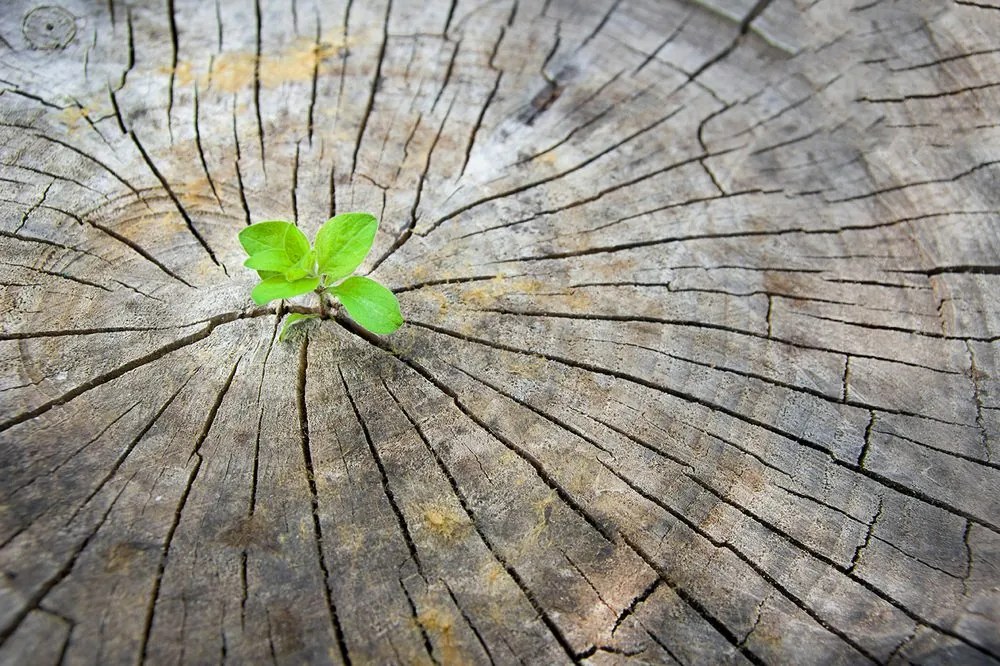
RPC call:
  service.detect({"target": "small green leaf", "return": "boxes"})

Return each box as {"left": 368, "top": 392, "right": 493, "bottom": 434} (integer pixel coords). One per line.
{"left": 283, "top": 249, "right": 316, "bottom": 281}
{"left": 239, "top": 221, "right": 311, "bottom": 270}
{"left": 278, "top": 313, "right": 319, "bottom": 342}
{"left": 251, "top": 275, "right": 320, "bottom": 305}
{"left": 244, "top": 249, "right": 296, "bottom": 272}
{"left": 333, "top": 276, "right": 403, "bottom": 334}
{"left": 314, "top": 213, "right": 378, "bottom": 282}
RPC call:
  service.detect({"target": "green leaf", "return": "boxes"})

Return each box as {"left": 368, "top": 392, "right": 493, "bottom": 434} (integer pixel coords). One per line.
{"left": 278, "top": 313, "right": 319, "bottom": 342}
{"left": 244, "top": 249, "right": 297, "bottom": 272}
{"left": 283, "top": 249, "right": 316, "bottom": 282}
{"left": 238, "top": 221, "right": 311, "bottom": 273}
{"left": 251, "top": 275, "right": 320, "bottom": 305}
{"left": 314, "top": 213, "right": 378, "bottom": 282}
{"left": 333, "top": 276, "right": 403, "bottom": 334}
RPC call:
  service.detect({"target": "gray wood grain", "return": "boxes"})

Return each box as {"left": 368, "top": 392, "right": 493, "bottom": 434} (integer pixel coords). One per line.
{"left": 0, "top": 0, "right": 998, "bottom": 663}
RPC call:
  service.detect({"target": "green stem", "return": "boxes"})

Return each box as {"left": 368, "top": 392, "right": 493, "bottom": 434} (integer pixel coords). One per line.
{"left": 316, "top": 288, "right": 328, "bottom": 318}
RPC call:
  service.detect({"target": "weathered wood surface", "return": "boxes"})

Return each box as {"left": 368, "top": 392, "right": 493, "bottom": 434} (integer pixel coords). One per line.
{"left": 0, "top": 0, "right": 998, "bottom": 663}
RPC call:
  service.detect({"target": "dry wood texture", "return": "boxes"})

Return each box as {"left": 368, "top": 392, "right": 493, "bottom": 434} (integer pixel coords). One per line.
{"left": 0, "top": 0, "right": 999, "bottom": 663}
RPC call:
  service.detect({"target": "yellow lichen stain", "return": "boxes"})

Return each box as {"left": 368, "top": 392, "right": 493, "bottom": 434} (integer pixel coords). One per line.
{"left": 260, "top": 40, "right": 339, "bottom": 88}
{"left": 173, "top": 60, "right": 195, "bottom": 86}
{"left": 507, "top": 355, "right": 546, "bottom": 379}
{"left": 560, "top": 287, "right": 594, "bottom": 312}
{"left": 206, "top": 52, "right": 257, "bottom": 93}
{"left": 427, "top": 289, "right": 450, "bottom": 315}
{"left": 483, "top": 561, "right": 506, "bottom": 587}
{"left": 176, "top": 175, "right": 220, "bottom": 208}
{"left": 416, "top": 607, "right": 464, "bottom": 664}
{"left": 459, "top": 276, "right": 508, "bottom": 307}
{"left": 190, "top": 35, "right": 352, "bottom": 94}
{"left": 422, "top": 505, "right": 469, "bottom": 541}
{"left": 698, "top": 501, "right": 727, "bottom": 532}
{"left": 460, "top": 286, "right": 494, "bottom": 309}
{"left": 334, "top": 520, "right": 367, "bottom": 557}
{"left": 58, "top": 106, "right": 90, "bottom": 130}
{"left": 507, "top": 277, "right": 544, "bottom": 294}
{"left": 104, "top": 541, "right": 148, "bottom": 573}
{"left": 563, "top": 463, "right": 598, "bottom": 497}
{"left": 523, "top": 490, "right": 557, "bottom": 546}
{"left": 533, "top": 150, "right": 560, "bottom": 168}
{"left": 218, "top": 512, "right": 279, "bottom": 551}
{"left": 739, "top": 466, "right": 766, "bottom": 494}
{"left": 460, "top": 276, "right": 547, "bottom": 310}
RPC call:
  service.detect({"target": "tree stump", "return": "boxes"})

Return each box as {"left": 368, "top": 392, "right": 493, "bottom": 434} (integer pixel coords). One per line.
{"left": 1, "top": 0, "right": 998, "bottom": 663}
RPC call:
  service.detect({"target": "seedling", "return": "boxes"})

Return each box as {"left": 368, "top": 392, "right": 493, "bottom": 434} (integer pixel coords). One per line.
{"left": 238, "top": 212, "right": 403, "bottom": 340}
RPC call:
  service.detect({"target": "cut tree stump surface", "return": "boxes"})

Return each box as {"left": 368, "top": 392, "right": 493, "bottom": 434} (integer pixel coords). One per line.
{"left": 1, "top": 0, "right": 999, "bottom": 663}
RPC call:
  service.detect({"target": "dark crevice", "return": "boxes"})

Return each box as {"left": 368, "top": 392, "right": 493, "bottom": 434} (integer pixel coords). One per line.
{"left": 328, "top": 163, "right": 337, "bottom": 217}
{"left": 431, "top": 39, "right": 460, "bottom": 113}
{"left": 621, "top": 533, "right": 765, "bottom": 664}
{"left": 351, "top": 0, "right": 392, "bottom": 176}
{"left": 3, "top": 261, "right": 109, "bottom": 293}
{"left": 857, "top": 81, "right": 1000, "bottom": 103}
{"left": 459, "top": 72, "right": 502, "bottom": 179}
{"left": 129, "top": 131, "right": 223, "bottom": 269}
{"left": 434, "top": 338, "right": 977, "bottom": 658}
{"left": 234, "top": 159, "right": 252, "bottom": 226}
{"left": 48, "top": 203, "right": 192, "bottom": 285}
{"left": 405, "top": 318, "right": 1000, "bottom": 538}
{"left": 33, "top": 134, "right": 145, "bottom": 203}
{"left": 250, "top": 316, "right": 280, "bottom": 516}
{"left": 793, "top": 309, "right": 992, "bottom": 343}
{"left": 825, "top": 160, "right": 1000, "bottom": 203}
{"left": 642, "top": 629, "right": 684, "bottom": 665}
{"left": 139, "top": 357, "right": 241, "bottom": 663}
{"left": 612, "top": 578, "right": 662, "bottom": 633}
{"left": 513, "top": 75, "right": 621, "bottom": 165}
{"left": 338, "top": 367, "right": 428, "bottom": 580}
{"left": 166, "top": 0, "right": 179, "bottom": 143}
{"left": 635, "top": 13, "right": 691, "bottom": 73}
{"left": 381, "top": 379, "right": 580, "bottom": 664}
{"left": 0, "top": 475, "right": 132, "bottom": 643}
{"left": 193, "top": 85, "right": 223, "bottom": 209}
{"left": 848, "top": 499, "right": 883, "bottom": 574}
{"left": 307, "top": 16, "right": 321, "bottom": 145}
{"left": 441, "top": 580, "right": 495, "bottom": 664}
{"left": 0, "top": 228, "right": 111, "bottom": 265}
{"left": 472, "top": 305, "right": 994, "bottom": 365}
{"left": 599, "top": 459, "right": 879, "bottom": 661}
{"left": 298, "top": 341, "right": 352, "bottom": 666}
{"left": 292, "top": 141, "right": 301, "bottom": 223}
{"left": 579, "top": 0, "right": 622, "bottom": 51}
{"left": 2, "top": 164, "right": 106, "bottom": 201}
{"left": 371, "top": 97, "right": 455, "bottom": 273}
{"left": 2, "top": 402, "right": 140, "bottom": 510}
{"left": 382, "top": 343, "right": 618, "bottom": 544}
{"left": 398, "top": 579, "right": 439, "bottom": 665}
{"left": 239, "top": 551, "right": 249, "bottom": 630}
{"left": 475, "top": 148, "right": 742, "bottom": 243}
{"left": 873, "top": 423, "right": 1000, "bottom": 471}
{"left": 442, "top": 359, "right": 615, "bottom": 458}
{"left": 424, "top": 99, "right": 697, "bottom": 237}
{"left": 394, "top": 274, "right": 503, "bottom": 294}
{"left": 0, "top": 308, "right": 267, "bottom": 433}
{"left": 253, "top": 0, "right": 266, "bottom": 175}
{"left": 66, "top": 371, "right": 198, "bottom": 527}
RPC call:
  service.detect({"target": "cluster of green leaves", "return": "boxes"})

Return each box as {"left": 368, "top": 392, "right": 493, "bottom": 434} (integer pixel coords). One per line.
{"left": 238, "top": 212, "right": 403, "bottom": 340}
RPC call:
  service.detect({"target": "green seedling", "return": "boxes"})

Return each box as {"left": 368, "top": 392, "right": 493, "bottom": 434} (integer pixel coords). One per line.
{"left": 239, "top": 212, "right": 403, "bottom": 339}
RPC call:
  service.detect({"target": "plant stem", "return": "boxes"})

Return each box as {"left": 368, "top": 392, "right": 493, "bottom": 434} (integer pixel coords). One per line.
{"left": 316, "top": 288, "right": 328, "bottom": 318}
